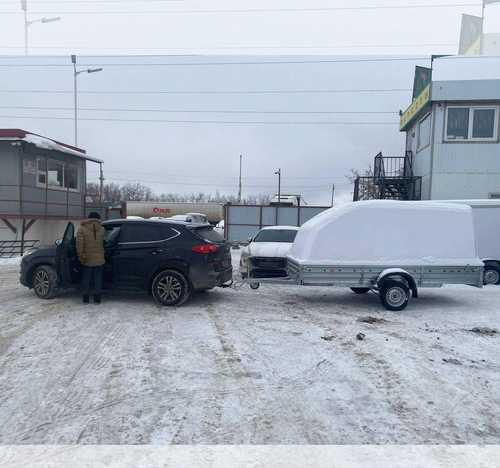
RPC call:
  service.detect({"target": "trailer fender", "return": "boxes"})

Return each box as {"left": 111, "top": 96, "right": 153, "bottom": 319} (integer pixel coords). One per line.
{"left": 377, "top": 268, "right": 418, "bottom": 298}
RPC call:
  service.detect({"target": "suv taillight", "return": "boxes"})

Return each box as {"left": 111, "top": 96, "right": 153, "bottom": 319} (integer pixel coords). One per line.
{"left": 192, "top": 244, "right": 219, "bottom": 254}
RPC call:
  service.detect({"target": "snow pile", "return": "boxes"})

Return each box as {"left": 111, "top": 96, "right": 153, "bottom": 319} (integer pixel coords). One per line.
{"left": 23, "top": 134, "right": 89, "bottom": 159}
{"left": 0, "top": 256, "right": 22, "bottom": 266}
{"left": 289, "top": 200, "right": 483, "bottom": 266}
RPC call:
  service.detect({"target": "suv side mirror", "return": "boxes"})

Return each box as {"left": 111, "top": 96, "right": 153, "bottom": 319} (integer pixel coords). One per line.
{"left": 247, "top": 236, "right": 253, "bottom": 243}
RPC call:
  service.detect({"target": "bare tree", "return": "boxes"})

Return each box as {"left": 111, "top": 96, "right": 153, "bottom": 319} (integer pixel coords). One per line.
{"left": 87, "top": 181, "right": 274, "bottom": 205}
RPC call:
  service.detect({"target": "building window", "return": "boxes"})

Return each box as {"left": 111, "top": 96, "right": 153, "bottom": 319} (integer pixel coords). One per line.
{"left": 489, "top": 193, "right": 500, "bottom": 199}
{"left": 36, "top": 157, "right": 80, "bottom": 191}
{"left": 37, "top": 158, "right": 47, "bottom": 186}
{"left": 417, "top": 113, "right": 431, "bottom": 151}
{"left": 64, "top": 164, "right": 79, "bottom": 190}
{"left": 48, "top": 160, "right": 64, "bottom": 188}
{"left": 445, "top": 106, "right": 499, "bottom": 142}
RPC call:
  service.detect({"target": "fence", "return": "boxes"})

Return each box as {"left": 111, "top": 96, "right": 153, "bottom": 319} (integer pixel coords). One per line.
{"left": 224, "top": 204, "right": 330, "bottom": 242}
{"left": 0, "top": 239, "right": 39, "bottom": 258}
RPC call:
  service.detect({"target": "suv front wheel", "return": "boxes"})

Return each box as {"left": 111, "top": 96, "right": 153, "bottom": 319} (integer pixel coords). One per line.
{"left": 152, "top": 269, "right": 190, "bottom": 306}
{"left": 32, "top": 265, "right": 58, "bottom": 299}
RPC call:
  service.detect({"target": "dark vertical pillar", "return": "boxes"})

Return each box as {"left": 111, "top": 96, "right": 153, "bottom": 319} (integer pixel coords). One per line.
{"left": 21, "top": 218, "right": 26, "bottom": 256}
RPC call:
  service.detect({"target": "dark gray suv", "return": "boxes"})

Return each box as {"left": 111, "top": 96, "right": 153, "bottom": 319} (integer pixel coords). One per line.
{"left": 20, "top": 219, "right": 233, "bottom": 306}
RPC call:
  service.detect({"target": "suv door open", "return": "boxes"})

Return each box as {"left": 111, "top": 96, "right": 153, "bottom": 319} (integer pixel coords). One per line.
{"left": 55, "top": 222, "right": 81, "bottom": 286}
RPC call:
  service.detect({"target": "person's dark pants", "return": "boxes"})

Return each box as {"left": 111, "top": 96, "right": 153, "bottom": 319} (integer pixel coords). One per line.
{"left": 81, "top": 266, "right": 103, "bottom": 301}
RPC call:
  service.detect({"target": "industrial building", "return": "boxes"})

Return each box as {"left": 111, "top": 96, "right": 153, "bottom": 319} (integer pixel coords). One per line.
{"left": 354, "top": 55, "right": 500, "bottom": 201}
{"left": 0, "top": 129, "right": 103, "bottom": 254}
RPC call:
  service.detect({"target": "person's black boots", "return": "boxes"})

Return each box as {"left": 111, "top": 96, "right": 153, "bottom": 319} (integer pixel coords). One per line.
{"left": 83, "top": 295, "right": 90, "bottom": 304}
{"left": 94, "top": 295, "right": 101, "bottom": 304}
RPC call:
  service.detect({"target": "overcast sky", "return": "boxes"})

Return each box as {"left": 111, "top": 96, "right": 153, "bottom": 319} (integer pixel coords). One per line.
{"left": 0, "top": 1, "right": 499, "bottom": 204}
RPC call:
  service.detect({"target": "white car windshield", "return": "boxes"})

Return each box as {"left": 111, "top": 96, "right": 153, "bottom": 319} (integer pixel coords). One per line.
{"left": 253, "top": 229, "right": 298, "bottom": 243}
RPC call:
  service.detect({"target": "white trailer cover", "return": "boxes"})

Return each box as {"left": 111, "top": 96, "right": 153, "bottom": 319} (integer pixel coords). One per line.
{"left": 288, "top": 200, "right": 482, "bottom": 266}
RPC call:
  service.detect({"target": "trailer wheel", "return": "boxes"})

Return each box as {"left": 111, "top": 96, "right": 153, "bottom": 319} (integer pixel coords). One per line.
{"left": 379, "top": 279, "right": 410, "bottom": 311}
{"left": 351, "top": 287, "right": 370, "bottom": 294}
{"left": 483, "top": 264, "right": 500, "bottom": 285}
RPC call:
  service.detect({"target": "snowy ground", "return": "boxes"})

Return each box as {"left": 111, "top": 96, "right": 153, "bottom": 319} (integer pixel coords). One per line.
{"left": 0, "top": 251, "right": 499, "bottom": 444}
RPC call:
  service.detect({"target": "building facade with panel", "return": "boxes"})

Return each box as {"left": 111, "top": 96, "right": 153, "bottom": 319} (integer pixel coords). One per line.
{"left": 403, "top": 56, "right": 500, "bottom": 200}
{"left": 0, "top": 129, "right": 103, "bottom": 250}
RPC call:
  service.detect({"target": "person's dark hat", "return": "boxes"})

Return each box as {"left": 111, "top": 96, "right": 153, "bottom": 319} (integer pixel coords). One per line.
{"left": 88, "top": 211, "right": 101, "bottom": 220}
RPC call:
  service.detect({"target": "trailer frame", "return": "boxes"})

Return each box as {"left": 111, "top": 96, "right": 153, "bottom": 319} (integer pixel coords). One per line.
{"left": 238, "top": 259, "right": 483, "bottom": 311}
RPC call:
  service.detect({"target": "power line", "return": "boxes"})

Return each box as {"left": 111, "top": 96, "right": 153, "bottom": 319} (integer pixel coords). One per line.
{"left": 105, "top": 168, "right": 355, "bottom": 181}
{"left": 0, "top": 114, "right": 399, "bottom": 125}
{"left": 0, "top": 57, "right": 431, "bottom": 67}
{"left": 0, "top": 87, "right": 413, "bottom": 95}
{"left": 3, "top": 0, "right": 183, "bottom": 2}
{"left": 104, "top": 175, "right": 351, "bottom": 191}
{"left": 0, "top": 105, "right": 399, "bottom": 115}
{"left": 0, "top": 3, "right": 482, "bottom": 14}
{"left": 0, "top": 43, "right": 457, "bottom": 51}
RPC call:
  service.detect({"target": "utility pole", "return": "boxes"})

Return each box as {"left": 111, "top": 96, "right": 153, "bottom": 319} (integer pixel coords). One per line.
{"left": 331, "top": 183, "right": 335, "bottom": 206}
{"left": 480, "top": 0, "right": 486, "bottom": 54}
{"left": 237, "top": 154, "right": 242, "bottom": 203}
{"left": 72, "top": 55, "right": 78, "bottom": 146}
{"left": 274, "top": 168, "right": 281, "bottom": 224}
{"left": 274, "top": 168, "right": 281, "bottom": 204}
{"left": 99, "top": 163, "right": 104, "bottom": 206}
{"left": 21, "top": 0, "right": 60, "bottom": 56}
{"left": 72, "top": 54, "right": 103, "bottom": 146}
{"left": 21, "top": 0, "right": 28, "bottom": 56}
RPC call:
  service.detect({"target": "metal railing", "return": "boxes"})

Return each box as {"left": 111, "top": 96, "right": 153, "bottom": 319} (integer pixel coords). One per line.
{"left": 354, "top": 150, "right": 420, "bottom": 202}
{"left": 354, "top": 176, "right": 422, "bottom": 202}
{"left": 373, "top": 151, "right": 413, "bottom": 182}
{"left": 0, "top": 240, "right": 39, "bottom": 258}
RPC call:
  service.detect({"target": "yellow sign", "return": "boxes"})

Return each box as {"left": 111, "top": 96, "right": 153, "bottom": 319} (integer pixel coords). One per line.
{"left": 400, "top": 84, "right": 431, "bottom": 131}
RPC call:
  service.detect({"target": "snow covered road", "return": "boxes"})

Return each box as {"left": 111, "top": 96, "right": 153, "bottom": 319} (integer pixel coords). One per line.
{"left": 0, "top": 252, "right": 499, "bottom": 444}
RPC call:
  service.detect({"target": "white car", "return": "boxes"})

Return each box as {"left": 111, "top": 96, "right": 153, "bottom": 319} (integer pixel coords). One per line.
{"left": 240, "top": 226, "right": 300, "bottom": 282}
{"left": 167, "top": 213, "right": 208, "bottom": 224}
{"left": 214, "top": 219, "right": 225, "bottom": 237}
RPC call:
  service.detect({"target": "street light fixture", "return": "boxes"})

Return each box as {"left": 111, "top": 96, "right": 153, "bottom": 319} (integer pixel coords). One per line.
{"left": 21, "top": 0, "right": 61, "bottom": 55}
{"left": 71, "top": 54, "right": 104, "bottom": 147}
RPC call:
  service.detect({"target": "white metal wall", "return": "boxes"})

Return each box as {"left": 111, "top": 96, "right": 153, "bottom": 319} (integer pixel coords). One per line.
{"left": 225, "top": 205, "right": 329, "bottom": 242}
{"left": 430, "top": 102, "right": 500, "bottom": 199}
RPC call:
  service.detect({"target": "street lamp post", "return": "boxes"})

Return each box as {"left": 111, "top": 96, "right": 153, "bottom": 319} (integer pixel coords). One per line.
{"left": 274, "top": 168, "right": 281, "bottom": 224}
{"left": 21, "top": 0, "right": 60, "bottom": 55}
{"left": 274, "top": 168, "right": 281, "bottom": 204}
{"left": 71, "top": 54, "right": 103, "bottom": 147}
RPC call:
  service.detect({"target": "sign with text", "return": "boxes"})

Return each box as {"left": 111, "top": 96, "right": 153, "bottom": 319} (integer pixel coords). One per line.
{"left": 400, "top": 84, "right": 431, "bottom": 131}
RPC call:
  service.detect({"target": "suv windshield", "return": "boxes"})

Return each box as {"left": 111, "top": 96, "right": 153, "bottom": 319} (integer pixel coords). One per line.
{"left": 253, "top": 229, "right": 298, "bottom": 243}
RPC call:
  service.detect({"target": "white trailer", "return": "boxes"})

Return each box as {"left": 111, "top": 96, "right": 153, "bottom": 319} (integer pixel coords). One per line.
{"left": 437, "top": 200, "right": 500, "bottom": 285}
{"left": 244, "top": 201, "right": 483, "bottom": 311}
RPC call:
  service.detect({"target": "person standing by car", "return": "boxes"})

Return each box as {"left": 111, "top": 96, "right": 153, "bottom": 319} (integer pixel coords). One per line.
{"left": 76, "top": 212, "right": 105, "bottom": 304}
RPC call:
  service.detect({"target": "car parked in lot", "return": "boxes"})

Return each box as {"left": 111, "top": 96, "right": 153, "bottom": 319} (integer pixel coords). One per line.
{"left": 166, "top": 213, "right": 209, "bottom": 224}
{"left": 20, "top": 219, "right": 233, "bottom": 306}
{"left": 240, "top": 226, "right": 299, "bottom": 286}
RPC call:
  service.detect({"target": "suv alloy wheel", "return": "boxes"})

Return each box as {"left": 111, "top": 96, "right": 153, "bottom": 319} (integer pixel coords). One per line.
{"left": 152, "top": 269, "right": 190, "bottom": 306}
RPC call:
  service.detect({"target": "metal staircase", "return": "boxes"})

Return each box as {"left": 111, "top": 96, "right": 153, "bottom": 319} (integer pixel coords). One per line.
{"left": 353, "top": 151, "right": 421, "bottom": 201}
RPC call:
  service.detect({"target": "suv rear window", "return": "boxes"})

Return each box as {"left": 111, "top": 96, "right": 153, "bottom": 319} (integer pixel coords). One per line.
{"left": 192, "top": 226, "right": 224, "bottom": 243}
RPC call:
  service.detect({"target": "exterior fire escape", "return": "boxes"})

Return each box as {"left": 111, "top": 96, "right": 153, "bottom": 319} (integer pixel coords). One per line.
{"left": 353, "top": 151, "right": 422, "bottom": 201}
